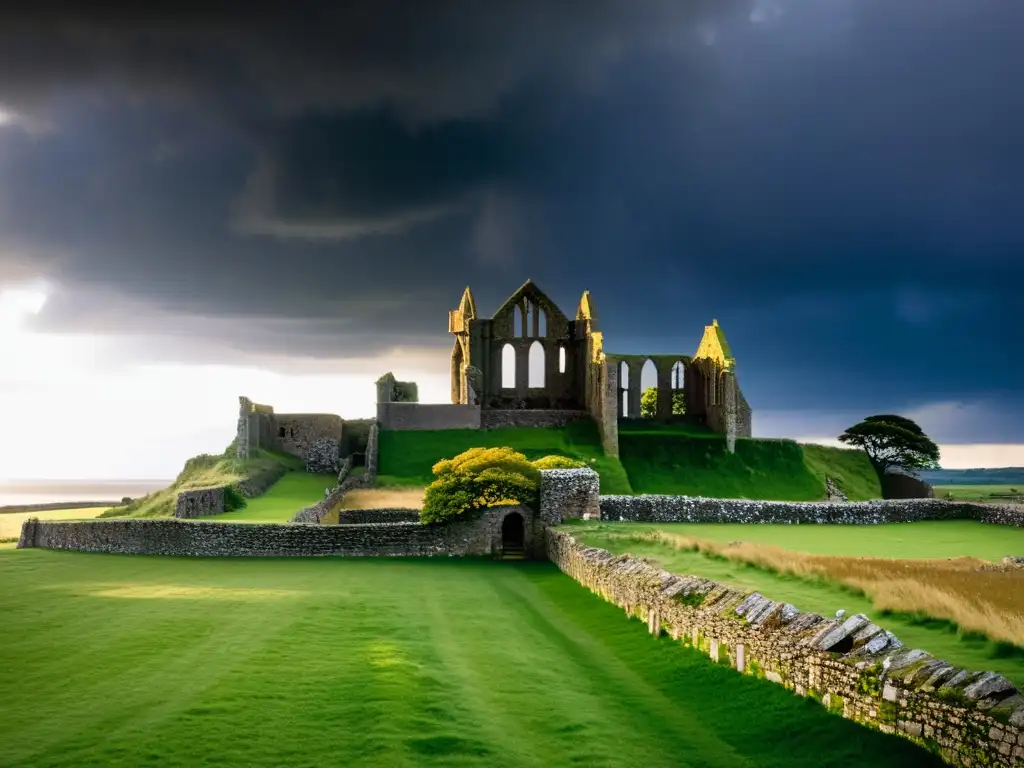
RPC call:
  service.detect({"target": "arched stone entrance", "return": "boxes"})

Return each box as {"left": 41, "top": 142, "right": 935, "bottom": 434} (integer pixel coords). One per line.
{"left": 500, "top": 511, "right": 526, "bottom": 560}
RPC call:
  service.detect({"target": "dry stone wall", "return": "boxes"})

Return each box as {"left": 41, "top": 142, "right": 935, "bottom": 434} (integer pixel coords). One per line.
{"left": 600, "top": 495, "right": 1024, "bottom": 526}
{"left": 479, "top": 409, "right": 592, "bottom": 429}
{"left": 364, "top": 423, "right": 379, "bottom": 481}
{"left": 377, "top": 403, "right": 481, "bottom": 430}
{"left": 235, "top": 465, "right": 288, "bottom": 498}
{"left": 305, "top": 437, "right": 340, "bottom": 474}
{"left": 539, "top": 468, "right": 600, "bottom": 525}
{"left": 174, "top": 488, "right": 226, "bottom": 519}
{"left": 19, "top": 505, "right": 537, "bottom": 558}
{"left": 336, "top": 508, "right": 421, "bottom": 524}
{"left": 546, "top": 529, "right": 1024, "bottom": 767}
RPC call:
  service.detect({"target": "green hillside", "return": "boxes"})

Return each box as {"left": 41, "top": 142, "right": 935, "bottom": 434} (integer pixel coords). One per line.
{"left": 377, "top": 421, "right": 633, "bottom": 494}
{"left": 615, "top": 422, "right": 880, "bottom": 501}
{"left": 101, "top": 448, "right": 304, "bottom": 519}
{"left": 801, "top": 443, "right": 882, "bottom": 500}
{"left": 377, "top": 421, "right": 880, "bottom": 501}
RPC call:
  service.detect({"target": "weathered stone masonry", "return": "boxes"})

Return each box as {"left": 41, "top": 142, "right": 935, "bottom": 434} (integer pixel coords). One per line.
{"left": 599, "top": 495, "right": 1024, "bottom": 526}
{"left": 19, "top": 504, "right": 541, "bottom": 559}
{"left": 546, "top": 529, "right": 1024, "bottom": 767}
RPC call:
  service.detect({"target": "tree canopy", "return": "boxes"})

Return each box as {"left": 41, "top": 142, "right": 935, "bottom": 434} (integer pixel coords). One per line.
{"left": 838, "top": 414, "right": 940, "bottom": 477}
{"left": 640, "top": 387, "right": 686, "bottom": 418}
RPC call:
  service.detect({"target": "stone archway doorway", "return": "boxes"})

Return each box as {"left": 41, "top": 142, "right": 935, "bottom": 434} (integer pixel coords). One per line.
{"left": 500, "top": 511, "right": 526, "bottom": 560}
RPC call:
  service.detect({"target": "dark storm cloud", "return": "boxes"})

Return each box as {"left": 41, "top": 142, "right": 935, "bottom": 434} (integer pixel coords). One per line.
{"left": 1, "top": 0, "right": 1023, "bottom": 439}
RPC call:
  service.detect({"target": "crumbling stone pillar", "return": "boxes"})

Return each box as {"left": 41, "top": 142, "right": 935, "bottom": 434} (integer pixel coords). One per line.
{"left": 723, "top": 372, "right": 737, "bottom": 453}
{"left": 17, "top": 517, "right": 38, "bottom": 549}
{"left": 237, "top": 396, "right": 252, "bottom": 460}
{"left": 599, "top": 361, "right": 619, "bottom": 457}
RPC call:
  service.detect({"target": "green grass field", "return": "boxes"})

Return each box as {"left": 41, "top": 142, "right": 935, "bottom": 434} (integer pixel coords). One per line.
{"left": 569, "top": 521, "right": 1024, "bottom": 686}
{"left": 377, "top": 421, "right": 634, "bottom": 494}
{"left": 935, "top": 484, "right": 1023, "bottom": 502}
{"left": 0, "top": 550, "right": 939, "bottom": 767}
{"left": 0, "top": 507, "right": 110, "bottom": 539}
{"left": 211, "top": 471, "right": 338, "bottom": 522}
{"left": 566, "top": 519, "right": 1024, "bottom": 561}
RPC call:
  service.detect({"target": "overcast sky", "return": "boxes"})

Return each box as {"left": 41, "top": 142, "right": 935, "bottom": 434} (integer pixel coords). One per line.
{"left": 1, "top": 0, "right": 1022, "bottom": 479}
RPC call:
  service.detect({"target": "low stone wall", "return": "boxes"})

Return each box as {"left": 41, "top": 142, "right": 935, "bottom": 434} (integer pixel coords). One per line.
{"left": 480, "top": 409, "right": 592, "bottom": 429}
{"left": 17, "top": 505, "right": 537, "bottom": 558}
{"left": 377, "top": 403, "right": 481, "bottom": 431}
{"left": 599, "top": 495, "right": 1024, "bottom": 526}
{"left": 174, "top": 488, "right": 226, "bottom": 519}
{"left": 235, "top": 465, "right": 289, "bottom": 498}
{"left": 547, "top": 529, "right": 1024, "bottom": 766}
{"left": 336, "top": 508, "right": 422, "bottom": 525}
{"left": 539, "top": 468, "right": 600, "bottom": 525}
{"left": 363, "top": 424, "right": 379, "bottom": 482}
{"left": 290, "top": 480, "right": 350, "bottom": 524}
{"left": 336, "top": 456, "right": 353, "bottom": 485}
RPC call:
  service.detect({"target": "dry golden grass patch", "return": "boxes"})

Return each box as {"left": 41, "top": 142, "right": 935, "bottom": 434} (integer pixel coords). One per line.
{"left": 338, "top": 488, "right": 425, "bottom": 510}
{"left": 613, "top": 530, "right": 1024, "bottom": 646}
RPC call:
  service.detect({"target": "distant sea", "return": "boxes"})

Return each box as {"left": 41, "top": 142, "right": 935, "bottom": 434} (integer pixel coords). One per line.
{"left": 0, "top": 480, "right": 170, "bottom": 508}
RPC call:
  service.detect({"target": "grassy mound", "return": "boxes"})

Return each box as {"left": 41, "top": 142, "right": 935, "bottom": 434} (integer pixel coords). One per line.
{"left": 618, "top": 432, "right": 824, "bottom": 500}
{"left": 377, "top": 421, "right": 632, "bottom": 494}
{"left": 101, "top": 448, "right": 304, "bottom": 519}
{"left": 615, "top": 422, "right": 879, "bottom": 500}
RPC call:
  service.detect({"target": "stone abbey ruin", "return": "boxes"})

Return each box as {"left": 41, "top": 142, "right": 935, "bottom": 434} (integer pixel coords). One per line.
{"left": 18, "top": 279, "right": 1024, "bottom": 767}
{"left": 234, "top": 279, "right": 753, "bottom": 465}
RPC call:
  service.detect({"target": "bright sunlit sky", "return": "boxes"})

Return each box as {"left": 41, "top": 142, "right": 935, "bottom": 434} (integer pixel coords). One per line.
{"left": 1, "top": 2, "right": 1023, "bottom": 479}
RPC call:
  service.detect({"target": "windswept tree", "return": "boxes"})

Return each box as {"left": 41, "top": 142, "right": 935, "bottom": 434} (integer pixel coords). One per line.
{"left": 838, "top": 414, "right": 940, "bottom": 477}
{"left": 639, "top": 387, "right": 686, "bottom": 418}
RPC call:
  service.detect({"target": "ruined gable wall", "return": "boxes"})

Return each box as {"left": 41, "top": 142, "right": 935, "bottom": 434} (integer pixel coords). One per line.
{"left": 486, "top": 293, "right": 580, "bottom": 409}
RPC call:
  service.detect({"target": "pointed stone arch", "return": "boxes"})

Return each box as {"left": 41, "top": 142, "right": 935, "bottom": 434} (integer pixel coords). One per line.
{"left": 502, "top": 343, "right": 516, "bottom": 389}
{"left": 529, "top": 341, "right": 545, "bottom": 388}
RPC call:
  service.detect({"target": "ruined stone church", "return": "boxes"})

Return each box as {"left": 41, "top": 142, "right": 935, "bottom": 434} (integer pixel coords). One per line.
{"left": 236, "top": 280, "right": 752, "bottom": 462}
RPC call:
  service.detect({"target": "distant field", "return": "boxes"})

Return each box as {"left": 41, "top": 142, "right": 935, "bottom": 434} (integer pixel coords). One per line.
{"left": 934, "top": 484, "right": 1023, "bottom": 502}
{"left": 0, "top": 550, "right": 939, "bottom": 766}
{"left": 0, "top": 507, "right": 109, "bottom": 539}
{"left": 212, "top": 472, "right": 337, "bottom": 522}
{"left": 569, "top": 520, "right": 1024, "bottom": 684}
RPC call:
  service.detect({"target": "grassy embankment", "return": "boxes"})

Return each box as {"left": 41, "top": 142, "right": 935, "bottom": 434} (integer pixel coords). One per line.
{"left": 616, "top": 420, "right": 881, "bottom": 500}
{"left": 568, "top": 520, "right": 1024, "bottom": 686}
{"left": 100, "top": 449, "right": 333, "bottom": 520}
{"left": 0, "top": 550, "right": 940, "bottom": 767}
{"left": 377, "top": 420, "right": 881, "bottom": 501}
{"left": 376, "top": 421, "right": 634, "bottom": 494}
